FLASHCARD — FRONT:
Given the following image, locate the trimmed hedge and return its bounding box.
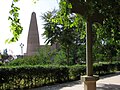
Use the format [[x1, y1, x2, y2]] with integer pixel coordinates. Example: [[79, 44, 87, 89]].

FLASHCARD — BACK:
[[0, 65, 69, 89], [0, 62, 120, 89], [93, 62, 120, 75], [68, 65, 86, 80]]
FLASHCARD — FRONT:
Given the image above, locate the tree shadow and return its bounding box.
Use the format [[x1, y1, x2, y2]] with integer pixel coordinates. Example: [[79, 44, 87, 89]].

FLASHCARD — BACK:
[[30, 80, 82, 90], [99, 72, 120, 79], [29, 73, 120, 90], [97, 84, 120, 90]]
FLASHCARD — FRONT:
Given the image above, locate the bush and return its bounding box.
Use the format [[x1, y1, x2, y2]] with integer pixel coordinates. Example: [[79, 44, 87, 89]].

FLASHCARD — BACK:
[[93, 61, 120, 75], [7, 56, 39, 66], [0, 62, 4, 66], [7, 46, 55, 66], [1, 61, 120, 89], [69, 65, 86, 80], [7, 55, 51, 66], [53, 49, 67, 65], [0, 65, 69, 90], [0, 65, 85, 89]]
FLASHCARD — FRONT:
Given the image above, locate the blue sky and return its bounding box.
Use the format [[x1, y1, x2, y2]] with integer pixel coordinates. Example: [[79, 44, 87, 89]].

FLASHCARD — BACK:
[[0, 0, 59, 55]]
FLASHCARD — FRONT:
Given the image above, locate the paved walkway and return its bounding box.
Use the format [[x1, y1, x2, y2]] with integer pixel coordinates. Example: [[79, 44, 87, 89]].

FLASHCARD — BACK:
[[30, 72, 120, 90]]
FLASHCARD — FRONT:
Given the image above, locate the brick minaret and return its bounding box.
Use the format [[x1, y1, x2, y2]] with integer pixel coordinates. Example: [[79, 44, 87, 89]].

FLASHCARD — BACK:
[[26, 12, 40, 56]]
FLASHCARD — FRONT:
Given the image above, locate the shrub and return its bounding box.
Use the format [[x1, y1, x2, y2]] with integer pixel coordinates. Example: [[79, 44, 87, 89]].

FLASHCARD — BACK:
[[7, 55, 49, 66], [69, 65, 86, 80], [0, 65, 69, 90], [1, 61, 120, 89], [0, 62, 4, 66], [7, 46, 55, 66], [7, 56, 38, 66], [93, 61, 120, 75], [53, 49, 67, 65]]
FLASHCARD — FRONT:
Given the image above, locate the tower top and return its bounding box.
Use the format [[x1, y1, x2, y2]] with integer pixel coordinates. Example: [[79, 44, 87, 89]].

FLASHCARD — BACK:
[[32, 12, 36, 15]]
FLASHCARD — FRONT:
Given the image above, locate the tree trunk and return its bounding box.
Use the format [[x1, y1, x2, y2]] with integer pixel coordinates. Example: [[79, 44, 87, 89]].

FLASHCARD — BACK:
[[66, 46, 70, 65]]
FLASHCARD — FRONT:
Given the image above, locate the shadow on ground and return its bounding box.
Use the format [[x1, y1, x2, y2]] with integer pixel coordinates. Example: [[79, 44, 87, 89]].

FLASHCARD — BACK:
[[97, 84, 120, 90], [30, 80, 82, 90], [99, 72, 120, 79], [29, 72, 120, 90]]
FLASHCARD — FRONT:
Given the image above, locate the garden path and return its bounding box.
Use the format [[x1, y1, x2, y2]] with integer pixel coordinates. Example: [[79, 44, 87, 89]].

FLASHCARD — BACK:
[[30, 72, 120, 90]]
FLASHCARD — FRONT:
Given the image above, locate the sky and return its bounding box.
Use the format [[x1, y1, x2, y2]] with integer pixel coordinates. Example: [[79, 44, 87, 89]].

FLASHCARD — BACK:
[[0, 0, 59, 55]]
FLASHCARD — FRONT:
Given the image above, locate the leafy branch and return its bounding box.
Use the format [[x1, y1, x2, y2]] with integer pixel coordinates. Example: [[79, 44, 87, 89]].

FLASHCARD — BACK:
[[7, 0, 23, 43]]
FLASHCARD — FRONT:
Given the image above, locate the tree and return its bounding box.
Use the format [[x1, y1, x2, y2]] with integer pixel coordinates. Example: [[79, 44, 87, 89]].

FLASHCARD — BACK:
[[9, 0, 119, 63], [42, 0, 86, 65], [9, 0, 119, 42], [69, 0, 120, 63], [93, 21, 120, 62], [91, 0, 120, 62]]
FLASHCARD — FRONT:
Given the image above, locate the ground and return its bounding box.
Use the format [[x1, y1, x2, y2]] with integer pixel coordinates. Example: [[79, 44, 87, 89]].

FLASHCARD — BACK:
[[30, 72, 120, 90]]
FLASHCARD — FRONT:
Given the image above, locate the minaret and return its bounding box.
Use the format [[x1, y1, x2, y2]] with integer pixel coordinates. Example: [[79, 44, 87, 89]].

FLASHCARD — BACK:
[[26, 12, 40, 56]]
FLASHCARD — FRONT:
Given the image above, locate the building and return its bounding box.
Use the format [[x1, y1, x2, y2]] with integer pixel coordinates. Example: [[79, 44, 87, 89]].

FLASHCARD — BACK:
[[25, 12, 58, 56]]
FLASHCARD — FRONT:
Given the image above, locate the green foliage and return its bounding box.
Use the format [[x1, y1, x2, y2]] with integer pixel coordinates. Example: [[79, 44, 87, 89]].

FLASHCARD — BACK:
[[7, 47, 68, 66], [0, 62, 4, 66], [1, 61, 120, 89], [69, 65, 86, 80], [42, 0, 119, 64], [0, 65, 69, 89], [8, 46, 57, 66], [42, 0, 86, 65], [36, 45, 53, 64], [92, 21, 120, 62], [53, 49, 67, 65], [7, 0, 23, 43], [8, 0, 119, 64], [7, 56, 39, 66], [93, 62, 120, 75], [69, 0, 120, 63]]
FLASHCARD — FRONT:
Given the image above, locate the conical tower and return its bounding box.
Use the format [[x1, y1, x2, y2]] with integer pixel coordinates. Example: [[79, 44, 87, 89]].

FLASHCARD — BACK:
[[26, 12, 40, 56]]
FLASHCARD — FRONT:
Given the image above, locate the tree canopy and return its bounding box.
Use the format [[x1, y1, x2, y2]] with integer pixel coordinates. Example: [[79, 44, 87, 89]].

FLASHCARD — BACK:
[[9, 0, 119, 42], [41, 0, 120, 64], [8, 0, 120, 62]]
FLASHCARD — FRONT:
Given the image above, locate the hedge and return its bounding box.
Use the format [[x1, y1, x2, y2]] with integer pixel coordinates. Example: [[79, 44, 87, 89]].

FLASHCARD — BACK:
[[0, 65, 69, 90], [0, 61, 120, 89], [93, 62, 120, 75]]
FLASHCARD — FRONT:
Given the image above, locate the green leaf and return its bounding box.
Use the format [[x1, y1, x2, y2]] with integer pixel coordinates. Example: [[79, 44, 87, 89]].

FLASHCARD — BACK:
[[13, 0, 19, 2]]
